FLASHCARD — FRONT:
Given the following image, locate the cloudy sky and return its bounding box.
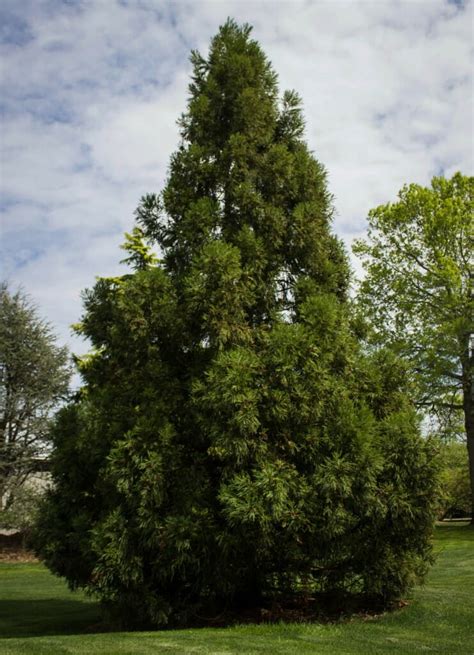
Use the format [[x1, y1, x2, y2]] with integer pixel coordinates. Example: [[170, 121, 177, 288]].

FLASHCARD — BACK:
[[1, 0, 473, 362]]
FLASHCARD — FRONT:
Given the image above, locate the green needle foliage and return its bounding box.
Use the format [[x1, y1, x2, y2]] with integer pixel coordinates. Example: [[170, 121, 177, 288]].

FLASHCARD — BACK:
[[33, 21, 439, 627]]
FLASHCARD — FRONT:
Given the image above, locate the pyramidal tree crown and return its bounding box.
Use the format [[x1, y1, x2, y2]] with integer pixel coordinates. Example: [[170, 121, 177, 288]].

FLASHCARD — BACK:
[[33, 20, 439, 628], [136, 19, 349, 337]]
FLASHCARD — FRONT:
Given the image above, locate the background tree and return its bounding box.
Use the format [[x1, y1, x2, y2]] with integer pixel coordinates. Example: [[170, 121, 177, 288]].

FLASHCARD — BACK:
[[0, 283, 70, 522], [34, 21, 439, 627], [354, 173, 473, 519]]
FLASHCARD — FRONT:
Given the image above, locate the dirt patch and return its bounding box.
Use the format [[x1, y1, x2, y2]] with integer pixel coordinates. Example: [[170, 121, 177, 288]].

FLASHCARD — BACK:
[[173, 592, 398, 629]]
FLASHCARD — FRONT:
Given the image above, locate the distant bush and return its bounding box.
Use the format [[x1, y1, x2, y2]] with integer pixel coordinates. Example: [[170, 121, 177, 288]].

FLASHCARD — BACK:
[[438, 441, 471, 519], [0, 479, 47, 532]]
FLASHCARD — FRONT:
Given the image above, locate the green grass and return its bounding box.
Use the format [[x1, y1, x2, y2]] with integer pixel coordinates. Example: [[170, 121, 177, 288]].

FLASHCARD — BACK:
[[0, 523, 473, 654]]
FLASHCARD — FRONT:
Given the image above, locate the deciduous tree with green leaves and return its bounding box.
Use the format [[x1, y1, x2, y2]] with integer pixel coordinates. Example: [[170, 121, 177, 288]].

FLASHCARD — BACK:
[[0, 283, 70, 522], [34, 21, 440, 626], [354, 173, 473, 519]]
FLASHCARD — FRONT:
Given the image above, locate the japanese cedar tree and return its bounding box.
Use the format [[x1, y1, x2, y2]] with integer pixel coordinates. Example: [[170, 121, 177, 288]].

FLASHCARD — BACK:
[[33, 21, 439, 627]]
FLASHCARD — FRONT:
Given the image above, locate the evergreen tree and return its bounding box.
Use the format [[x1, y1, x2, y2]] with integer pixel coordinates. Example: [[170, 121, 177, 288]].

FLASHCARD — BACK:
[[34, 21, 439, 626]]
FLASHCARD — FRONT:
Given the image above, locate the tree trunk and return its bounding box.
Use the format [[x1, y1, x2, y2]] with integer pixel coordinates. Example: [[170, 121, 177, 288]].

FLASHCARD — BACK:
[[464, 387, 474, 524], [461, 336, 474, 524]]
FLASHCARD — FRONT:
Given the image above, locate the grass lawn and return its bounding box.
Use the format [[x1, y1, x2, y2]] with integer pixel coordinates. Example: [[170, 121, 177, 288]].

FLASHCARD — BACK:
[[0, 523, 472, 654]]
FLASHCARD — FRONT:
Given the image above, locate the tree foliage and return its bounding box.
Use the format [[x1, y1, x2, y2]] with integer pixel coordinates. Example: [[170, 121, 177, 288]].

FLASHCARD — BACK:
[[353, 173, 474, 518], [438, 440, 471, 519], [0, 283, 70, 520], [34, 21, 439, 626]]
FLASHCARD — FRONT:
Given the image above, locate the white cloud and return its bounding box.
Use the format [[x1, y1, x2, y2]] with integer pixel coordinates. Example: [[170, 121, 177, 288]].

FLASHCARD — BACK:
[[89, 75, 187, 185], [1, 0, 472, 363]]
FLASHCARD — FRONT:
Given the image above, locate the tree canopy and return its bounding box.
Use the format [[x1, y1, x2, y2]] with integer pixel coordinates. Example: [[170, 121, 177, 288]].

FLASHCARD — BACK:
[[34, 21, 439, 626], [0, 283, 70, 522], [354, 173, 473, 519]]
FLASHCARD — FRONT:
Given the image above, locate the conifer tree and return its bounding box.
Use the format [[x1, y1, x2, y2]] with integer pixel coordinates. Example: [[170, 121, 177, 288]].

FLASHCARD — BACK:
[[34, 21, 439, 626]]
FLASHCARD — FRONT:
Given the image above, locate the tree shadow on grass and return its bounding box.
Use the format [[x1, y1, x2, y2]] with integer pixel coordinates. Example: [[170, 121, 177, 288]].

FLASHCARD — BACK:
[[0, 599, 105, 638]]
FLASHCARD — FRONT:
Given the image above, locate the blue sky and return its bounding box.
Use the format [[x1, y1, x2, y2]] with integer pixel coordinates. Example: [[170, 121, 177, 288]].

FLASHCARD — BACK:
[[1, 0, 473, 359]]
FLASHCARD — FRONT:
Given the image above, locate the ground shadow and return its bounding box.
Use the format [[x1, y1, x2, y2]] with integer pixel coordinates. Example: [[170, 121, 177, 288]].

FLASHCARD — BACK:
[[0, 599, 105, 638]]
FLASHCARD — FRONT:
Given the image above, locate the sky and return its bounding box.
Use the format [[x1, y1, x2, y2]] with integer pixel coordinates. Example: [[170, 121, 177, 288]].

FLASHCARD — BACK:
[[1, 0, 473, 364]]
